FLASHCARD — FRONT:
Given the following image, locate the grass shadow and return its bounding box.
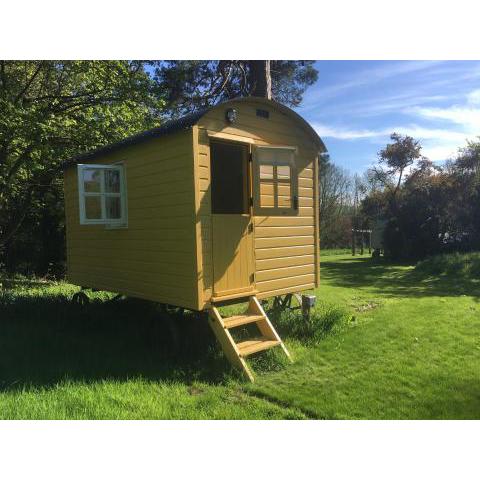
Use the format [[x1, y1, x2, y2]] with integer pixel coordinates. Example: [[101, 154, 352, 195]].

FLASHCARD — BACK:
[[0, 291, 237, 392], [321, 256, 480, 299], [0, 278, 53, 289]]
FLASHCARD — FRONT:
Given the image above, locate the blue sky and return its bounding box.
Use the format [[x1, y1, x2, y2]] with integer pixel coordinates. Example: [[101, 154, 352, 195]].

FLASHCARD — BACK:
[[295, 61, 480, 173]]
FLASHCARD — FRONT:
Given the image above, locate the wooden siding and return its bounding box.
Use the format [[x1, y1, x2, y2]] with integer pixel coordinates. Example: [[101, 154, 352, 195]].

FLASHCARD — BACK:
[[64, 130, 199, 309], [195, 99, 320, 305]]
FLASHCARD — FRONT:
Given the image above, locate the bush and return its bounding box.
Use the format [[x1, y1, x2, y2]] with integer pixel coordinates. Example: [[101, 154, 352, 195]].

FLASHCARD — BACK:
[[415, 252, 480, 279]]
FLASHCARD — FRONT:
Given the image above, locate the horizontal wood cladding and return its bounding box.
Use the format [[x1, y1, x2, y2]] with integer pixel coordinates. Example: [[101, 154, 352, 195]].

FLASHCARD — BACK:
[[256, 254, 315, 270], [255, 226, 314, 238], [195, 100, 320, 304], [255, 244, 315, 260], [69, 262, 193, 286], [67, 272, 194, 307], [68, 247, 193, 266], [254, 216, 313, 227], [255, 264, 314, 282], [255, 235, 314, 249], [255, 274, 316, 293], [64, 130, 199, 309], [256, 282, 316, 300]]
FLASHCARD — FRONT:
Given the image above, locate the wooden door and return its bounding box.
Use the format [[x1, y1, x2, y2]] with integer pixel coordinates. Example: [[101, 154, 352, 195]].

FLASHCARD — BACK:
[[212, 214, 254, 298], [210, 141, 255, 299]]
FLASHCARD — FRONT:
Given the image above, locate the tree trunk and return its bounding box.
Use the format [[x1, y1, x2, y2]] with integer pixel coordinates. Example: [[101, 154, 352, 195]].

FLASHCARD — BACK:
[[248, 61, 272, 99]]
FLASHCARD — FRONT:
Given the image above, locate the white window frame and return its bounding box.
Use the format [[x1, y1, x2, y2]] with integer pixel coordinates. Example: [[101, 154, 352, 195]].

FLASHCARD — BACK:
[[253, 145, 298, 216], [77, 163, 128, 227]]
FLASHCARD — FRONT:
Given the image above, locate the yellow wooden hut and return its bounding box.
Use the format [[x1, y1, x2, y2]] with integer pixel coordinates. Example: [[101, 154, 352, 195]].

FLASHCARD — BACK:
[[63, 96, 326, 380]]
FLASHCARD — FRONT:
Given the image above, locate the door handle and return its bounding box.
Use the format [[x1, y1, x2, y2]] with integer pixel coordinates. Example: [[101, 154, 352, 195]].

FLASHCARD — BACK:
[[248, 223, 254, 233]]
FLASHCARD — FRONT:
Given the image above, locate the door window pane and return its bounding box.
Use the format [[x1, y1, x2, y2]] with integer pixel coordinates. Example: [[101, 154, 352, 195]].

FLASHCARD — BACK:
[[260, 165, 274, 179], [210, 142, 248, 214], [255, 148, 296, 213], [278, 182, 291, 208], [260, 182, 275, 207], [277, 165, 291, 179]]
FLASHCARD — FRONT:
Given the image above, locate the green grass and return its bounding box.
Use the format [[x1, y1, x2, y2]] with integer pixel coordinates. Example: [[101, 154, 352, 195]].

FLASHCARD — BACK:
[[416, 251, 480, 280], [320, 247, 353, 256], [1, 252, 479, 419]]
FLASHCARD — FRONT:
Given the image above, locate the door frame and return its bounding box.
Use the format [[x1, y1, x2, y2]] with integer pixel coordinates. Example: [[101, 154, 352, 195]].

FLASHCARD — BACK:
[[208, 138, 256, 300]]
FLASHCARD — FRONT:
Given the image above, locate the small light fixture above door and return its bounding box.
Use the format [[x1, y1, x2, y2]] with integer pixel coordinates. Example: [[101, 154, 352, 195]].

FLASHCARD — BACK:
[[225, 108, 237, 124]]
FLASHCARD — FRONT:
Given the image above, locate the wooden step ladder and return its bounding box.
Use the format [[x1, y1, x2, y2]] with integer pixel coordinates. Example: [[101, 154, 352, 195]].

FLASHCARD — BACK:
[[208, 296, 292, 382]]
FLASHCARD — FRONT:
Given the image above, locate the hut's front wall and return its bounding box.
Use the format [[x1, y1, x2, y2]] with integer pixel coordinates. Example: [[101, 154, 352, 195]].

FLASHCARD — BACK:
[[195, 100, 320, 308], [64, 130, 199, 309]]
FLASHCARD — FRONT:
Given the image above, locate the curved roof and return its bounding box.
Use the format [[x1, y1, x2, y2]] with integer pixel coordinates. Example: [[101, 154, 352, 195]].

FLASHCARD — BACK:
[[218, 97, 325, 151], [63, 97, 325, 168]]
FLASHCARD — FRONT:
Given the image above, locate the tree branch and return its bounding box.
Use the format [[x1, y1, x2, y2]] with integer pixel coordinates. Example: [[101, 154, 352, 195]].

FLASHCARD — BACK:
[[13, 61, 44, 104]]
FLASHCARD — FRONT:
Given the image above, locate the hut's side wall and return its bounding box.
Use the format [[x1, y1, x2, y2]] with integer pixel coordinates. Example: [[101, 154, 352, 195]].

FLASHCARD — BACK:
[[64, 130, 200, 309], [195, 99, 320, 307]]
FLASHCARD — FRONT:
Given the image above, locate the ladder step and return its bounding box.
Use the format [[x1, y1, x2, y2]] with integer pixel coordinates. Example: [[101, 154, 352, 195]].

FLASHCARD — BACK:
[[222, 314, 265, 329], [236, 337, 281, 357]]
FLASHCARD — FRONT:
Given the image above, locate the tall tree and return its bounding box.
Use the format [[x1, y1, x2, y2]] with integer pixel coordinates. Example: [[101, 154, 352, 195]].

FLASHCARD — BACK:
[[361, 136, 480, 259], [319, 162, 353, 248], [249, 60, 272, 99], [0, 61, 164, 263], [153, 60, 318, 116], [373, 133, 423, 196]]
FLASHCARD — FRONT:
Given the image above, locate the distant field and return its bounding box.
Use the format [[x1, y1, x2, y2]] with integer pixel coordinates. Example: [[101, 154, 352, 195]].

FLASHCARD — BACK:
[[0, 252, 478, 419]]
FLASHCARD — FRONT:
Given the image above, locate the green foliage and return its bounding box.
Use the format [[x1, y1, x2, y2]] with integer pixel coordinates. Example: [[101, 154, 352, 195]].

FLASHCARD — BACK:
[[153, 60, 318, 116], [319, 162, 354, 248], [0, 61, 167, 274], [415, 251, 480, 279], [376, 133, 422, 190], [363, 136, 480, 260]]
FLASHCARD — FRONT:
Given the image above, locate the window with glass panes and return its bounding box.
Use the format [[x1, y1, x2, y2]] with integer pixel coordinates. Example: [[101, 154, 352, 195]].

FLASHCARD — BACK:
[[77, 164, 127, 225]]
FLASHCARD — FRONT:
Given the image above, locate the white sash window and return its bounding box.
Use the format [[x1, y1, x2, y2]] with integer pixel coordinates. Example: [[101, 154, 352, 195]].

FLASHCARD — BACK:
[[77, 164, 127, 226]]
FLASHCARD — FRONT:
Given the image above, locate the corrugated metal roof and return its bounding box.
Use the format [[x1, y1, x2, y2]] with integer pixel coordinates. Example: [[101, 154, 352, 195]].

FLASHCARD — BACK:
[[62, 108, 209, 169]]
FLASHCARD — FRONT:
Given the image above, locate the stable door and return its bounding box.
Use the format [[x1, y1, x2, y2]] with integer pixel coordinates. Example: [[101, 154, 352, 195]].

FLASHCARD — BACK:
[[210, 141, 254, 300]]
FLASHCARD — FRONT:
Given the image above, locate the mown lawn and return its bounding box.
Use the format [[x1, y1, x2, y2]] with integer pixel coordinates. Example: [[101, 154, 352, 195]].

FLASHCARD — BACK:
[[0, 253, 479, 419]]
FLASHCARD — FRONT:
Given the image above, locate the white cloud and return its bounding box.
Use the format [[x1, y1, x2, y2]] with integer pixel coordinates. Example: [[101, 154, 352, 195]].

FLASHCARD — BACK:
[[421, 144, 460, 162], [389, 125, 468, 143], [467, 89, 480, 105], [314, 123, 468, 143], [412, 106, 480, 132], [313, 124, 379, 140], [407, 89, 480, 135], [302, 61, 445, 108], [314, 123, 470, 163], [308, 72, 480, 167]]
